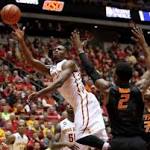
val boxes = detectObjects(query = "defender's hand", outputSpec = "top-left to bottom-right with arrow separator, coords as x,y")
131,24 -> 147,47
66,142 -> 80,150
71,30 -> 83,50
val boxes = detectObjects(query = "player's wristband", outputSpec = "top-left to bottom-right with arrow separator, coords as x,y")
79,52 -> 101,83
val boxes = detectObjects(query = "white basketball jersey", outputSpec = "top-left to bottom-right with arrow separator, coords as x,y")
49,60 -> 106,141
60,118 -> 75,143
10,133 -> 28,150
49,60 -> 87,109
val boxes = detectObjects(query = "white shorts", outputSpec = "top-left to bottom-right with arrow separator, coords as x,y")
74,92 -> 108,141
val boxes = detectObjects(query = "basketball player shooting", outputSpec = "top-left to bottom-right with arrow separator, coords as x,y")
11,25 -> 110,150
71,25 -> 150,150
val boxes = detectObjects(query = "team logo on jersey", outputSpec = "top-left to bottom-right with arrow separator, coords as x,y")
63,122 -> 67,126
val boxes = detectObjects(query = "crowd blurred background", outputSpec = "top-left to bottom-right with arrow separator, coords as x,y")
0,22 -> 147,149
0,0 -> 150,149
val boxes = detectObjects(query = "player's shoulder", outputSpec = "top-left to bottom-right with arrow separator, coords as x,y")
12,133 -> 20,141
65,60 -> 76,64
109,84 -> 118,92
60,118 -> 68,124
60,118 -> 70,127
109,83 -> 140,91
129,85 -> 141,94
23,134 -> 28,139
62,60 -> 77,70
13,133 -> 19,137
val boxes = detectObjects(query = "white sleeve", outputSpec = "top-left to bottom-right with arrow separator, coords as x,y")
24,104 -> 31,113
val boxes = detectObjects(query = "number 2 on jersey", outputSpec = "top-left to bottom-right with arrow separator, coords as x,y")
118,93 -> 130,109
144,121 -> 150,133
118,88 -> 130,110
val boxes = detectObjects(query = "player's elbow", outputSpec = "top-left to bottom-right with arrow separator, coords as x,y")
24,56 -> 34,65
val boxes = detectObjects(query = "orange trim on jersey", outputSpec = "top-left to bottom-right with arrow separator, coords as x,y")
72,73 -> 85,127
118,88 -> 130,93
72,73 -> 90,133
83,94 -> 90,133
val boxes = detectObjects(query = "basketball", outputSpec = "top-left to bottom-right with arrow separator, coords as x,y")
1,4 -> 21,25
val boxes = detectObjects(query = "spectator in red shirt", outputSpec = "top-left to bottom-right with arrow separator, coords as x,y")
4,121 -> 13,133
0,46 -> 6,58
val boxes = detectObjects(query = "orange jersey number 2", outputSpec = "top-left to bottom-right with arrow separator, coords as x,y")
118,93 -> 130,110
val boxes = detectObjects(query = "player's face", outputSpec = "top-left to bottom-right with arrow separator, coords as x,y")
34,142 -> 41,150
52,45 -> 66,61
66,105 -> 74,114
46,131 -> 52,139
18,122 -> 26,134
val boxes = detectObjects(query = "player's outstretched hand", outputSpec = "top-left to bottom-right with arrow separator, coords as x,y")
11,24 -> 26,42
71,30 -> 82,50
131,24 -> 147,47
28,92 -> 38,102
66,142 -> 80,150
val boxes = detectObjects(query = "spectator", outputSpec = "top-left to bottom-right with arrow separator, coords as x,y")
1,106 -> 10,121
33,142 -> 42,150
42,130 -> 52,149
0,128 -> 5,141
0,114 -> 5,128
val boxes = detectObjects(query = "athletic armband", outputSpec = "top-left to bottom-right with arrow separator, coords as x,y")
79,52 -> 101,83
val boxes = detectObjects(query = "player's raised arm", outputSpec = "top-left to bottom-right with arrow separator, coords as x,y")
11,25 -> 49,76
28,60 -> 77,101
131,25 -> 150,93
71,31 -> 110,93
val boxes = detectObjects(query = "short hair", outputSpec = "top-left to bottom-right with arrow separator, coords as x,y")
18,119 -> 25,126
115,61 -> 132,82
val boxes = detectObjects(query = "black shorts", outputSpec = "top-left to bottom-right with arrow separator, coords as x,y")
143,134 -> 150,150
110,136 -> 147,150
147,141 -> 150,150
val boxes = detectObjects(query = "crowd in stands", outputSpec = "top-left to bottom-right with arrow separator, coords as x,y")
71,0 -> 150,6
0,27 -> 147,149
